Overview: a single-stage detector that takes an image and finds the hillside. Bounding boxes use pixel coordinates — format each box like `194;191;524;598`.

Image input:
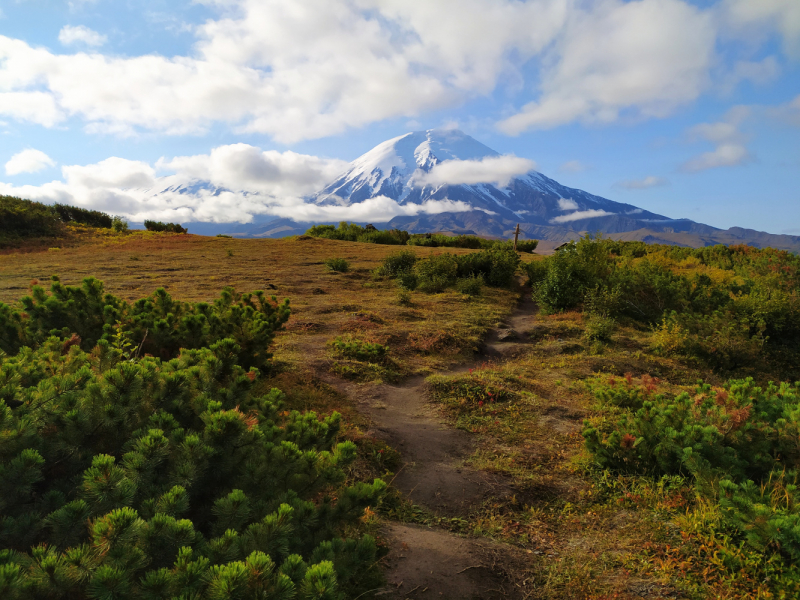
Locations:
1;231;799;598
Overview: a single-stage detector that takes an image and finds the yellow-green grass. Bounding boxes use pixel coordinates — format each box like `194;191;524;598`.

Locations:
424;310;787;599
0;229;524;423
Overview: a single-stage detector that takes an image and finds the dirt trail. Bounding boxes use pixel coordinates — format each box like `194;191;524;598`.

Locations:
329;286;540;599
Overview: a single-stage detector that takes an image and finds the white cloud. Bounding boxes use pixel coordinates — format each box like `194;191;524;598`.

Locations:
681;107;752;172
722;0;800;57
724;57;781;90
59;25;108;47
0;1;567;142
550;209;613;223
157;144;349;197
414;155;536;188
615;176;669;189
0;144;471;223
497;0;715;134
768;94;800;126
0;0;794;141
681;143;750;172
265;196;473;223
557;198;579;211
558;160;589;173
5;149;56;175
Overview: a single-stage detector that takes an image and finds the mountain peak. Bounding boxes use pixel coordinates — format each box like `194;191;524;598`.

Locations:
312;129;501;206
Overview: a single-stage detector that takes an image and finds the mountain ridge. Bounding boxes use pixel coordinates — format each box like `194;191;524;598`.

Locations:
150;128;799;252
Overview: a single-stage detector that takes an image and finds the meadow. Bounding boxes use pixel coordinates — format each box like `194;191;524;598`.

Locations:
1;219;799;599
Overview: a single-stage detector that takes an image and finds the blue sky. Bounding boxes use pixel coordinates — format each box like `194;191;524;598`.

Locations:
0;0;798;233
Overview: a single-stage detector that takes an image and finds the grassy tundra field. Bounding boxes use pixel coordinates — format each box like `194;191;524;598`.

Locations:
1;221;800;599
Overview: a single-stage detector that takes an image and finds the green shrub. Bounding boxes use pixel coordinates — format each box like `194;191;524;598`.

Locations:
718;471;800;563
516;239;539;253
53;204;113;228
583;378;800;482
652;310;768;372
533;236;614;312
584;315;615;343
0;299;385;599
112;216;129;233
306;222;408;245
144;220;188;234
396;271;418;291
407;234;486;249
455;244;520;287
0;277;291;371
374;250;418;277
329;336;389;362
523;260;548;286
415;253;458;293
456;274;484;296
0;196;64;239
324;257;350;273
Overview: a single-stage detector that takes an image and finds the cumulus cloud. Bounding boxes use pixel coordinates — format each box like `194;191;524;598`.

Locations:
615;176;669;189
550;209;613;223
0;0;567;141
0;144;472;223
5;149;56;175
157;144;349;197
557;198;579;211
0;0;794;142
497;0;716;134
59;25;108;47
414;155;536;188
558;160;589;173
681;107;753;172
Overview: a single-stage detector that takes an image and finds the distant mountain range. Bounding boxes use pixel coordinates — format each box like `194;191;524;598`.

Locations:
171;129;800;252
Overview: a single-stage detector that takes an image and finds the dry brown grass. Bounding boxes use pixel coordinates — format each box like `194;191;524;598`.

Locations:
423;310;732;599
0;229;520;395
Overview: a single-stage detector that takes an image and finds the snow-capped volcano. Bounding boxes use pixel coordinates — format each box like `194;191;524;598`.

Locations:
311;128;692;233
312;129;501;206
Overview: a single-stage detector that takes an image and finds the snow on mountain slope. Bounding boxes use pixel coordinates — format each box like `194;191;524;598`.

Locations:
310;128;685;231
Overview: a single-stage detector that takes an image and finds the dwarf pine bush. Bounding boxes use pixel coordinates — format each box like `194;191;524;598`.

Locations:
583;376;800;567
0;277;291;371
0;282;385;599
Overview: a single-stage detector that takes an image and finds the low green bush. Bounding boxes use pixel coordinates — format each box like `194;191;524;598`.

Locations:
455;244;521;287
584;375;800;573
329;336;389;362
407;234;486;249
0;277;291;371
144;220;188;234
583;378;800;482
0;196;115;242
112;216;129;233
415;254;458;293
523;260;548;286
374;250;418;278
306;222;408;245
456;274;484;296
0;293;385;599
718;471;800;563
516;239;539;253
583;315;615;343
324;257;350;273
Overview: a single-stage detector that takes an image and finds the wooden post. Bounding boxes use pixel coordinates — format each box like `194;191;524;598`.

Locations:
513;223;520;251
